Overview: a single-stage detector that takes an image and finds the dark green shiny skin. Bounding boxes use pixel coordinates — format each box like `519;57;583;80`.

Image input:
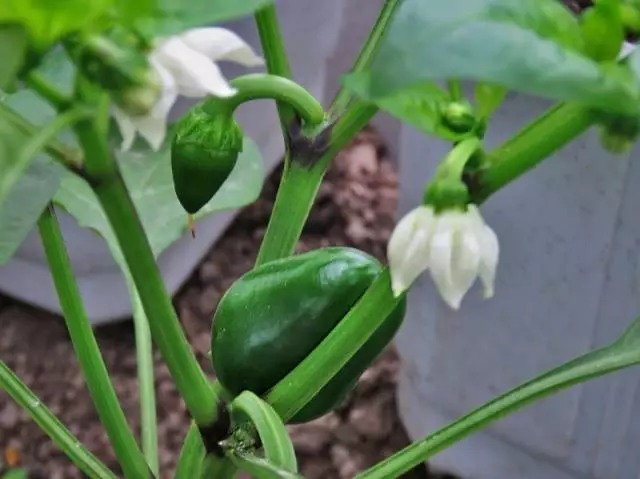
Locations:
171;102;243;214
211;247;406;423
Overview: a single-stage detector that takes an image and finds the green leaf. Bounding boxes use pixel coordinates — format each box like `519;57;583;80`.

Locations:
474;82;508;119
230;391;297;473
343;0;640;115
356;315;640;479
53;134;264;270
0;25;28;91
140;0;273;37
0;157;62;264
228;454;303;479
371;82;473;141
0;0;112;49
0;107;31;207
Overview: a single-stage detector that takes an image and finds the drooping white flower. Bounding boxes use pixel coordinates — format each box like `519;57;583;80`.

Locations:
387;204;499;310
112;27;263;151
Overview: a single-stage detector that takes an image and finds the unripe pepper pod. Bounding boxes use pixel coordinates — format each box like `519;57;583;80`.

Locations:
171;99;244;215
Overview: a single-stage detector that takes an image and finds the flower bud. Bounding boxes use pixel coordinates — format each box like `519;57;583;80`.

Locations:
171;99;244;215
441;101;477;134
68;27;161;116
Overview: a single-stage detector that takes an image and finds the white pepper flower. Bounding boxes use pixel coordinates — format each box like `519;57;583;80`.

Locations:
113;27;263;151
387;204;499;310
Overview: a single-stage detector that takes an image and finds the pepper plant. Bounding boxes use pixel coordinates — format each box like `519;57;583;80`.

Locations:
2;0;640;477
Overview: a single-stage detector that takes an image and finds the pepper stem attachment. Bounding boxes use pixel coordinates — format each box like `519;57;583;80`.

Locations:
423;137;482;211
188;214;196;239
223;73;326;130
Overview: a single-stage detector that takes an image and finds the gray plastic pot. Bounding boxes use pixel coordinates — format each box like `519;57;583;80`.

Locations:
0;0;346;324
394;46;640;479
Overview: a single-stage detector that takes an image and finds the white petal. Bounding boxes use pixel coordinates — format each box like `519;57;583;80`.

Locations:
179;27;264;67
149;58;178;119
111;106;137;151
477;224;500;299
152;37;237;98
130;114;168;151
387;206;435;296
428;213;480;310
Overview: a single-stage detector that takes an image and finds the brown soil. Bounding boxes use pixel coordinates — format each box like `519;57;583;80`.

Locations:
0;128;449;479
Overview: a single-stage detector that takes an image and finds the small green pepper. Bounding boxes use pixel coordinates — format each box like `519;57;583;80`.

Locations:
211;247;406;423
171;99;243;215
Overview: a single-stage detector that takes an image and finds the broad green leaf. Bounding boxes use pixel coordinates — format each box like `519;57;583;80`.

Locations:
141;0;273;37
228;454;303;479
54;135;264;270
0;157;62;264
0;25;28;91
357;315;640;478
0;108;31;207
230;391;297;473
343;0;640;115
0;0;111;48
474;82;508;119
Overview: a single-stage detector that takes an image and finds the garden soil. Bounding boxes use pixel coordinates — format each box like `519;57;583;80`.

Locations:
0;128;450;479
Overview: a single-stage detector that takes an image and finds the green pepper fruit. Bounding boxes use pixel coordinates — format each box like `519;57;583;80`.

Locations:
580;1;625;63
211;247;406;423
171;99;243;215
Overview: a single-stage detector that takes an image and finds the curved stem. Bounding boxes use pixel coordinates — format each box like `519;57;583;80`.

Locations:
0;362;117;479
224;74;325;128
130;288;159;476
433;137;481;181
38;204;151;479
329;0;402;115
255;5;295;134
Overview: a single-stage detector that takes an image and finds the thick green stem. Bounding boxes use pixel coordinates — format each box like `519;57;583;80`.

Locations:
254;0;396;265
255;103;378;265
473;102;596;203
225;74;325;128
254;4;294;132
37;204;150;478
73;110;218;426
0;362;117;479
330;0;402;115
266;270;402;420
130;288;159;476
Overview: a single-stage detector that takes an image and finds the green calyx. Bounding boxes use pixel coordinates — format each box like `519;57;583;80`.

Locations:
211;247;406;424
171;99;244;215
423;137;481;212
